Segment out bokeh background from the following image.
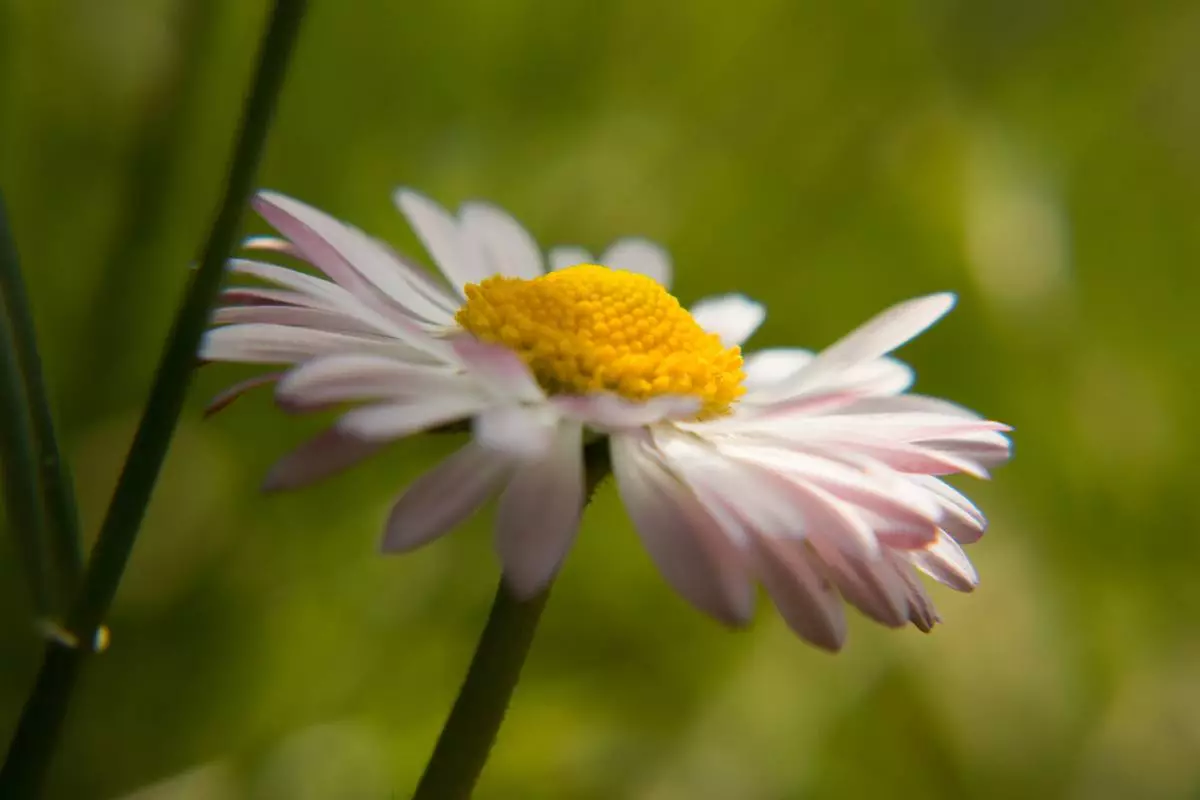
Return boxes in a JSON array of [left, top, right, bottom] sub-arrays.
[[3, 0, 1200, 797]]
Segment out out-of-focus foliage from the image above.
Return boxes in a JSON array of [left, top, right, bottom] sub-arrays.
[[3, 0, 1199, 797]]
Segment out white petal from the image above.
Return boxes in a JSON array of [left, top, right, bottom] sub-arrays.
[[201, 324, 401, 365], [549, 246, 594, 271], [276, 354, 466, 411], [785, 293, 955, 390], [459, 202, 543, 279], [451, 337, 544, 402], [381, 443, 512, 552], [908, 531, 978, 592], [337, 393, 488, 440], [919, 430, 1013, 469], [552, 393, 700, 430], [838, 394, 984, 419], [394, 189, 489, 295], [742, 348, 814, 391], [254, 192, 459, 325], [263, 428, 385, 491], [908, 475, 987, 544], [611, 432, 754, 625], [599, 238, 672, 287], [893, 560, 941, 632], [226, 259, 450, 354], [473, 405, 559, 459], [689, 294, 766, 348], [495, 421, 584, 597], [810, 543, 909, 628], [751, 535, 846, 651], [211, 305, 396, 336]]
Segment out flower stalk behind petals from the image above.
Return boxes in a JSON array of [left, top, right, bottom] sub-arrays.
[[411, 441, 612, 800]]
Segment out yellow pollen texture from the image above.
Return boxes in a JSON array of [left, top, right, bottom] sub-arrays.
[[455, 265, 745, 418]]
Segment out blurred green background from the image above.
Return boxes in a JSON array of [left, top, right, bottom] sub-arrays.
[[3, 0, 1200, 797]]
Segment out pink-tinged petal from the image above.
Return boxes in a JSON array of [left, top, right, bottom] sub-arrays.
[[689, 294, 766, 348], [787, 479, 881, 559], [226, 259, 446, 352], [255, 192, 460, 326], [751, 535, 846, 651], [394, 189, 490, 294], [262, 428, 385, 491], [382, 443, 513, 553], [553, 393, 700, 430], [204, 372, 282, 417], [735, 389, 867, 420], [211, 305, 394, 336], [908, 531, 978, 592], [611, 431, 754, 626], [337, 393, 489, 441], [473, 405, 559, 459], [276, 354, 466, 411], [713, 445, 892, 557], [450, 337, 543, 402], [201, 324, 402, 364], [919, 430, 1013, 469], [495, 421, 584, 598], [218, 287, 309, 308], [599, 238, 672, 287], [742, 348, 814, 391], [786, 293, 955, 389], [548, 246, 594, 271], [907, 475, 987, 544], [873, 520, 940, 550], [459, 202, 544, 279], [227, 259, 355, 307], [832, 439, 991, 479], [892, 559, 941, 632], [810, 542, 909, 628], [653, 432, 789, 542], [838, 394, 984, 419]]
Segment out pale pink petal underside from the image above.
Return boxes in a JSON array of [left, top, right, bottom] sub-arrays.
[[382, 443, 512, 552], [495, 421, 585, 597]]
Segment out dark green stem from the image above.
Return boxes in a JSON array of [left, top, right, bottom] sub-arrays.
[[411, 442, 612, 800], [0, 196, 55, 615], [0, 2, 307, 794]]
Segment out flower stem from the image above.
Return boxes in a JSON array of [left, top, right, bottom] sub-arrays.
[[0, 2, 307, 794], [412, 441, 612, 800]]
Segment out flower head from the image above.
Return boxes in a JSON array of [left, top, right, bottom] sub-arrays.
[[203, 188, 1012, 651]]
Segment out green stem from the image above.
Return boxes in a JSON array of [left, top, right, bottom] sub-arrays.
[[0, 196, 55, 616], [412, 442, 612, 800], [0, 2, 307, 794]]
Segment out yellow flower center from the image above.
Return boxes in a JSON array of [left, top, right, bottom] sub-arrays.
[[455, 264, 745, 418]]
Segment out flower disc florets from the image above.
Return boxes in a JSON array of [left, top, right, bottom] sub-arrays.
[[455, 264, 745, 418]]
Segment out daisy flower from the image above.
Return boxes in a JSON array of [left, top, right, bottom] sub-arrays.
[[202, 189, 1012, 651]]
